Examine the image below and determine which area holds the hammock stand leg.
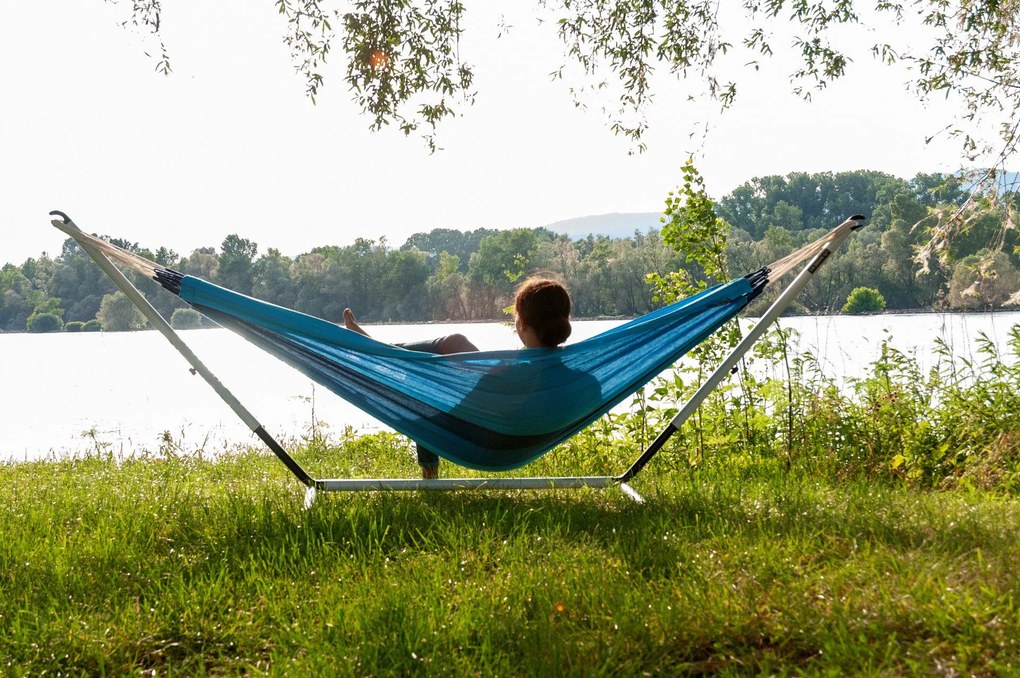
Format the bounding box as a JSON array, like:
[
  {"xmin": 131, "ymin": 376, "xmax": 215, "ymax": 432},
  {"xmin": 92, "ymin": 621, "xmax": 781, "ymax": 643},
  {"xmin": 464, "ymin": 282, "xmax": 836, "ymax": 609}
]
[
  {"xmin": 616, "ymin": 215, "xmax": 864, "ymax": 485},
  {"xmin": 54, "ymin": 214, "xmax": 317, "ymax": 489}
]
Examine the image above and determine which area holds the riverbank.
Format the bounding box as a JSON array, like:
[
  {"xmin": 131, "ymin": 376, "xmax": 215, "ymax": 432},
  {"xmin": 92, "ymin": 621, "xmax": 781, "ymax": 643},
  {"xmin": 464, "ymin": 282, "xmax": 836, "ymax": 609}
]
[{"xmin": 2, "ymin": 441, "xmax": 1018, "ymax": 674}]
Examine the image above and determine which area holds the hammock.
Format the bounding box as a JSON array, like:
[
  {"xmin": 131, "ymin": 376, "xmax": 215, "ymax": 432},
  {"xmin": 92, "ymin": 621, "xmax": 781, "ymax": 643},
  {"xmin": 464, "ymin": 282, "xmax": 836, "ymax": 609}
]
[
  {"xmin": 156, "ymin": 267, "xmax": 766, "ymax": 471},
  {"xmin": 50, "ymin": 211, "xmax": 863, "ymax": 500}
]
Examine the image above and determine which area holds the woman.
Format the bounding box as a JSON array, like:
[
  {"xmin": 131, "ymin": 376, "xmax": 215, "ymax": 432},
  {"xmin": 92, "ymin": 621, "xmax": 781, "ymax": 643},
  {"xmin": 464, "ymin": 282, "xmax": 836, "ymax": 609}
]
[{"xmin": 342, "ymin": 276, "xmax": 575, "ymax": 477}]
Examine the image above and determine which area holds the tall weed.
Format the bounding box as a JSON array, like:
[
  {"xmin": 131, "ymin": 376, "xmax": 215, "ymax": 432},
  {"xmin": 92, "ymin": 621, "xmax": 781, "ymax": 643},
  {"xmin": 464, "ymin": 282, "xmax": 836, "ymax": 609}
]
[{"xmin": 614, "ymin": 322, "xmax": 1020, "ymax": 493}]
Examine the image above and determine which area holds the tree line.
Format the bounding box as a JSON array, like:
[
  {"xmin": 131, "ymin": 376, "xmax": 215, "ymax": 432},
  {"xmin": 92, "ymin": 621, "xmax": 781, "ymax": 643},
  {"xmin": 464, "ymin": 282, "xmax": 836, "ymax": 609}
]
[{"xmin": 3, "ymin": 169, "xmax": 1018, "ymax": 333}]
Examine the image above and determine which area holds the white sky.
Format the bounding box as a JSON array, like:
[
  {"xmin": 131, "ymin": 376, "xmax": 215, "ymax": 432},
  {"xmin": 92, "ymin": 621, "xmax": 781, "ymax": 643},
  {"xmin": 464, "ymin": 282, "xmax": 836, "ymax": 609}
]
[{"xmin": 0, "ymin": 1, "xmax": 984, "ymax": 265}]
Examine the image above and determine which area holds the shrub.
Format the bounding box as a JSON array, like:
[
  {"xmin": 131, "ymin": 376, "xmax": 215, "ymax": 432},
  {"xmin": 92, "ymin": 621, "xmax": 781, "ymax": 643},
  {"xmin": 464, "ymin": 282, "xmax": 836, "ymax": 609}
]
[
  {"xmin": 170, "ymin": 308, "xmax": 203, "ymax": 330},
  {"xmin": 26, "ymin": 312, "xmax": 64, "ymax": 333},
  {"xmin": 64, "ymin": 321, "xmax": 85, "ymax": 332},
  {"xmin": 842, "ymin": 287, "xmax": 886, "ymax": 314},
  {"xmin": 82, "ymin": 320, "xmax": 102, "ymax": 332}
]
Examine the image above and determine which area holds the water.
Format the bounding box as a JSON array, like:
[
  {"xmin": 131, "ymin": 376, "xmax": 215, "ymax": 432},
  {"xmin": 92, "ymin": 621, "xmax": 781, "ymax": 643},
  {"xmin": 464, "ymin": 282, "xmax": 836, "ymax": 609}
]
[{"xmin": 2, "ymin": 312, "xmax": 1018, "ymax": 461}]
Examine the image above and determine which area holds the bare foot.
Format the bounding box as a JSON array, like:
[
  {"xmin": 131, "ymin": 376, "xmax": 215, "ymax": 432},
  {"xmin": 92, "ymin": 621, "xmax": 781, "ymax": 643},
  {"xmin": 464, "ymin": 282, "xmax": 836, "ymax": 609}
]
[{"xmin": 343, "ymin": 308, "xmax": 369, "ymax": 337}]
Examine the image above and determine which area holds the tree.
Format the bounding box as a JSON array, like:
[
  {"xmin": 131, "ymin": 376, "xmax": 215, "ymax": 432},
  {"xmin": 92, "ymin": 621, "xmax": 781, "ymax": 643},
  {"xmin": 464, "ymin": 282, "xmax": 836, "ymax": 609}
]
[
  {"xmin": 380, "ymin": 249, "xmax": 430, "ymax": 320},
  {"xmin": 170, "ymin": 308, "xmax": 203, "ymax": 329},
  {"xmin": 402, "ymin": 228, "xmax": 499, "ymax": 271},
  {"xmin": 947, "ymin": 251, "xmax": 1020, "ymax": 309},
  {"xmin": 290, "ymin": 252, "xmax": 335, "ymax": 320},
  {"xmin": 717, "ymin": 171, "xmax": 914, "ymax": 238},
  {"xmin": 309, "ymin": 238, "xmax": 392, "ymax": 322},
  {"xmin": 0, "ymin": 264, "xmax": 34, "ymax": 331},
  {"xmin": 467, "ymin": 229, "xmax": 541, "ymax": 317},
  {"xmin": 842, "ymin": 287, "xmax": 887, "ymax": 315},
  {"xmin": 97, "ymin": 292, "xmax": 147, "ymax": 331},
  {"xmin": 51, "ymin": 238, "xmax": 115, "ymax": 322},
  {"xmin": 179, "ymin": 248, "xmax": 219, "ymax": 282},
  {"xmin": 113, "ymin": 2, "xmax": 1020, "ymax": 160},
  {"xmin": 219, "ymin": 234, "xmax": 259, "ymax": 295},
  {"xmin": 252, "ymin": 248, "xmax": 297, "ymax": 309},
  {"xmin": 426, "ymin": 252, "xmax": 468, "ymax": 320},
  {"xmin": 571, "ymin": 235, "xmax": 615, "ymax": 317}
]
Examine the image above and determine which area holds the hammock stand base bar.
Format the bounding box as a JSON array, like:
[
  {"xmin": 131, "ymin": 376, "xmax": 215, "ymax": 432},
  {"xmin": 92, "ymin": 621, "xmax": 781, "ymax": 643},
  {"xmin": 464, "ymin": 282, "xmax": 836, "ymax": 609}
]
[
  {"xmin": 316, "ymin": 476, "xmax": 623, "ymax": 491},
  {"xmin": 50, "ymin": 212, "xmax": 863, "ymax": 504},
  {"xmin": 305, "ymin": 478, "xmax": 644, "ymax": 507}
]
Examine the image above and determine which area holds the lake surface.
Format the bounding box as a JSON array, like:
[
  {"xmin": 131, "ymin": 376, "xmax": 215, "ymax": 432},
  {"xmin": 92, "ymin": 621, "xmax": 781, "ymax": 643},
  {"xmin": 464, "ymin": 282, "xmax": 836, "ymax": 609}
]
[{"xmin": 2, "ymin": 312, "xmax": 1019, "ymax": 461}]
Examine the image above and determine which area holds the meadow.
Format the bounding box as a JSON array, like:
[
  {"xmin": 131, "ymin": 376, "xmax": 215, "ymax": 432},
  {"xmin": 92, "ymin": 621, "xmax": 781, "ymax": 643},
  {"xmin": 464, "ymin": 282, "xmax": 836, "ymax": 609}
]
[{"xmin": 2, "ymin": 324, "xmax": 1019, "ymax": 675}]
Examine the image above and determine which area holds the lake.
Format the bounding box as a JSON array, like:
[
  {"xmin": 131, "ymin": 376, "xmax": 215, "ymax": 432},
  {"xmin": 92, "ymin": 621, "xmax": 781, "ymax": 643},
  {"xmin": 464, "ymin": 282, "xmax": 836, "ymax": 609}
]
[{"xmin": 2, "ymin": 312, "xmax": 1019, "ymax": 461}]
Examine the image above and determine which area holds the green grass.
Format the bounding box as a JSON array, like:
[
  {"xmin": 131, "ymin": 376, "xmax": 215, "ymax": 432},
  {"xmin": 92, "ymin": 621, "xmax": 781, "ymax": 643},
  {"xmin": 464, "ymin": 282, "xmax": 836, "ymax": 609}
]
[{"xmin": 2, "ymin": 440, "xmax": 1018, "ymax": 675}]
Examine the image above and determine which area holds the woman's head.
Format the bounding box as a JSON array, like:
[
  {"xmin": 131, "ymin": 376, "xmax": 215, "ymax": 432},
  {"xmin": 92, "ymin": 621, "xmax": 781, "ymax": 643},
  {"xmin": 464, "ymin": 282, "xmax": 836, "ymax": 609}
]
[{"xmin": 514, "ymin": 277, "xmax": 572, "ymax": 348}]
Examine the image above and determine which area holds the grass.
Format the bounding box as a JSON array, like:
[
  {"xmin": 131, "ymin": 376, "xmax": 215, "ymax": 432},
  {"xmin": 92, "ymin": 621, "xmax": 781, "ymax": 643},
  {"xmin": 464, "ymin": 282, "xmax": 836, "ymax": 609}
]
[{"xmin": 2, "ymin": 438, "xmax": 1019, "ymax": 675}]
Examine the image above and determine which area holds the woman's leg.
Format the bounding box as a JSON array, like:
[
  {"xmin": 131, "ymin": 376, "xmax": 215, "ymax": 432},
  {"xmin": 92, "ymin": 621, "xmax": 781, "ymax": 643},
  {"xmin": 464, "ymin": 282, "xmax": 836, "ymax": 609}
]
[
  {"xmin": 343, "ymin": 309, "xmax": 477, "ymax": 478},
  {"xmin": 402, "ymin": 333, "xmax": 478, "ymax": 478}
]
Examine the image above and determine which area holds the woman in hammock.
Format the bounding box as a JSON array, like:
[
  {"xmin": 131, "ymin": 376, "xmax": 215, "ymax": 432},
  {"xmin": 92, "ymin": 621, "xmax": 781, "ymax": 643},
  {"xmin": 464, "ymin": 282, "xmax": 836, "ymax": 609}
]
[{"xmin": 343, "ymin": 276, "xmax": 576, "ymax": 478}]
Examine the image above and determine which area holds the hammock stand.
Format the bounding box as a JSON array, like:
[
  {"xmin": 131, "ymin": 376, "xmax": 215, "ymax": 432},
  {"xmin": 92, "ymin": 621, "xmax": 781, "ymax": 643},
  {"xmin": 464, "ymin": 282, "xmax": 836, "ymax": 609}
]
[{"xmin": 50, "ymin": 211, "xmax": 863, "ymax": 504}]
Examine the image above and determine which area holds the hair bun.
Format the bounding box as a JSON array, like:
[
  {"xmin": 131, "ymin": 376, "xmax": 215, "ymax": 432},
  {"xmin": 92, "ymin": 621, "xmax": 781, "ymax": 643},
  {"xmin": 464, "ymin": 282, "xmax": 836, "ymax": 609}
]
[{"xmin": 538, "ymin": 316, "xmax": 572, "ymax": 347}]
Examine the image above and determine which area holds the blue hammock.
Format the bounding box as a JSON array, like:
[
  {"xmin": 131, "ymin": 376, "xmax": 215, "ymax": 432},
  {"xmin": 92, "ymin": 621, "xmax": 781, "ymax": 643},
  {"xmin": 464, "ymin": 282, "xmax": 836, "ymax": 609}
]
[{"xmin": 156, "ymin": 269, "xmax": 766, "ymax": 471}]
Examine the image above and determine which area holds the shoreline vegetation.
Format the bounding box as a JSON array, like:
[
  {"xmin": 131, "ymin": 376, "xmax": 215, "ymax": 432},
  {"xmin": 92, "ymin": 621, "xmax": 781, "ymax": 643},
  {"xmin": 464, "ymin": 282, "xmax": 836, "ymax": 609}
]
[
  {"xmin": 6, "ymin": 170, "xmax": 1020, "ymax": 334},
  {"xmin": 3, "ymin": 321, "xmax": 1019, "ymax": 672}
]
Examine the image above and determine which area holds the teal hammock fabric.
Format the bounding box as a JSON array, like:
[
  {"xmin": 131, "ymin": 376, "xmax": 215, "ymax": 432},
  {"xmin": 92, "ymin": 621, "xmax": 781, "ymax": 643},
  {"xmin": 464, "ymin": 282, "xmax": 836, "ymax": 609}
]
[{"xmin": 164, "ymin": 271, "xmax": 765, "ymax": 471}]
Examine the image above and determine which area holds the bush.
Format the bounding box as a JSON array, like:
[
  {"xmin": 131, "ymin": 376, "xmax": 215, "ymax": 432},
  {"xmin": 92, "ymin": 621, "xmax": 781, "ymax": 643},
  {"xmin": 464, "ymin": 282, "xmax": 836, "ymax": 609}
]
[
  {"xmin": 64, "ymin": 321, "xmax": 85, "ymax": 332},
  {"xmin": 26, "ymin": 312, "xmax": 64, "ymax": 333},
  {"xmin": 170, "ymin": 308, "xmax": 203, "ymax": 330},
  {"xmin": 842, "ymin": 287, "xmax": 887, "ymax": 314},
  {"xmin": 82, "ymin": 320, "xmax": 102, "ymax": 332}
]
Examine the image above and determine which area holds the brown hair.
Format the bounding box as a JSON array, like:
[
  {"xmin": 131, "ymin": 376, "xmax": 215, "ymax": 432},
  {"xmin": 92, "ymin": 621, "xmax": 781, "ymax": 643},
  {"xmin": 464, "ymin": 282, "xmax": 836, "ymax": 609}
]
[{"xmin": 514, "ymin": 277, "xmax": 572, "ymax": 348}]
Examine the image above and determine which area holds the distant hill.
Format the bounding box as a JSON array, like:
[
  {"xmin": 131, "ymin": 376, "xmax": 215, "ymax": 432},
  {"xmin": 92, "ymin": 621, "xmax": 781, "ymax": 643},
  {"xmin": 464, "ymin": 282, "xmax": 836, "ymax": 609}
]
[{"xmin": 540, "ymin": 212, "xmax": 663, "ymax": 239}]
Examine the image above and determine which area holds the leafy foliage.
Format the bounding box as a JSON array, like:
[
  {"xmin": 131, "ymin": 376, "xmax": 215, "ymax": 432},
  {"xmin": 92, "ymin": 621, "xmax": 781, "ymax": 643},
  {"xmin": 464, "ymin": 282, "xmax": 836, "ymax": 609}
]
[
  {"xmin": 110, "ymin": 1, "xmax": 1020, "ymax": 161},
  {"xmin": 25, "ymin": 297, "xmax": 65, "ymax": 333},
  {"xmin": 948, "ymin": 249, "xmax": 1020, "ymax": 309},
  {"xmin": 610, "ymin": 321, "xmax": 1020, "ymax": 493},
  {"xmin": 97, "ymin": 291, "xmax": 148, "ymax": 332},
  {"xmin": 26, "ymin": 312, "xmax": 63, "ymax": 333},
  {"xmin": 842, "ymin": 286, "xmax": 886, "ymax": 314},
  {"xmin": 218, "ymin": 235, "xmax": 258, "ymax": 296},
  {"xmin": 170, "ymin": 307, "xmax": 203, "ymax": 329},
  {"xmin": 648, "ymin": 158, "xmax": 730, "ymax": 305},
  {"xmin": 7, "ymin": 169, "xmax": 1018, "ymax": 333}
]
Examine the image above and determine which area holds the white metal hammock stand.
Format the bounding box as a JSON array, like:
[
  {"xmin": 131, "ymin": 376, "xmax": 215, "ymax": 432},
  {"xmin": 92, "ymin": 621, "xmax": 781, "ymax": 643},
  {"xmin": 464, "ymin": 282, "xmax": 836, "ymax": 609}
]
[{"xmin": 50, "ymin": 211, "xmax": 863, "ymax": 505}]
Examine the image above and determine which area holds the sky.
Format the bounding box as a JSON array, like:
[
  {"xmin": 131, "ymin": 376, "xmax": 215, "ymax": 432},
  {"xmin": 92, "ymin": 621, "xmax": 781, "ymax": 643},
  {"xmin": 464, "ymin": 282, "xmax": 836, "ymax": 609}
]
[{"xmin": 0, "ymin": 1, "xmax": 987, "ymax": 265}]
